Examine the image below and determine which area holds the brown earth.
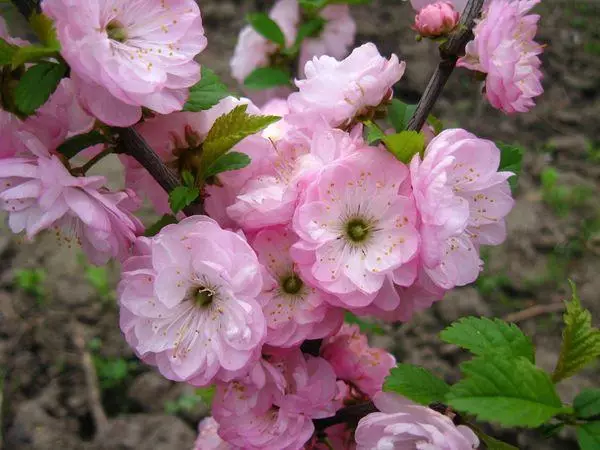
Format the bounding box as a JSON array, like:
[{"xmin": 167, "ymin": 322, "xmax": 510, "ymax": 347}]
[{"xmin": 1, "ymin": 0, "xmax": 599, "ymax": 448}]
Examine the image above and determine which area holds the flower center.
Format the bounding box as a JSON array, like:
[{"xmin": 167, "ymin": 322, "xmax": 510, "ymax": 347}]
[
  {"xmin": 282, "ymin": 274, "xmax": 303, "ymax": 295},
  {"xmin": 191, "ymin": 286, "xmax": 215, "ymax": 308},
  {"xmin": 345, "ymin": 218, "xmax": 371, "ymax": 243},
  {"xmin": 106, "ymin": 20, "xmax": 127, "ymax": 43}
]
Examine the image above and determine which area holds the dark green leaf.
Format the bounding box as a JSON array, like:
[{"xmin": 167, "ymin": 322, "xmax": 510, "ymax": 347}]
[
  {"xmin": 183, "ymin": 67, "xmax": 231, "ymax": 112},
  {"xmin": 388, "ymin": 99, "xmax": 416, "ymax": 132},
  {"xmin": 244, "ymin": 67, "xmax": 291, "ymax": 90},
  {"xmin": 497, "ymin": 143, "xmax": 524, "ymax": 190},
  {"xmin": 299, "ymin": 0, "xmax": 328, "ymax": 12},
  {"xmin": 29, "ymin": 13, "xmax": 60, "ymax": 48},
  {"xmin": 144, "ymin": 215, "xmax": 178, "ymax": 237},
  {"xmin": 329, "ymin": 0, "xmax": 372, "ymax": 3},
  {"xmin": 344, "ymin": 312, "xmax": 385, "ymax": 335},
  {"xmin": 538, "ymin": 423, "xmax": 565, "ymax": 438},
  {"xmin": 383, "ymin": 364, "xmax": 450, "ymax": 405},
  {"xmin": 247, "ymin": 13, "xmax": 286, "ymax": 47},
  {"xmin": 169, "ymin": 186, "xmax": 200, "ymax": 214},
  {"xmin": 575, "ymin": 389, "xmax": 600, "ymax": 419},
  {"xmin": 14, "ymin": 61, "xmax": 66, "ymax": 115},
  {"xmin": 202, "ymin": 151, "xmax": 251, "ymax": 179},
  {"xmin": 440, "ymin": 317, "xmax": 535, "ymax": 362},
  {"xmin": 447, "ymin": 355, "xmax": 563, "ymax": 428},
  {"xmin": 472, "ymin": 428, "xmax": 519, "ymax": 450},
  {"xmin": 0, "ymin": 38, "xmax": 17, "ymax": 66},
  {"xmin": 577, "ymin": 422, "xmax": 600, "ymax": 450},
  {"xmin": 382, "ymin": 130, "xmax": 425, "ymax": 163},
  {"xmin": 56, "ymin": 130, "xmax": 110, "ymax": 159}
]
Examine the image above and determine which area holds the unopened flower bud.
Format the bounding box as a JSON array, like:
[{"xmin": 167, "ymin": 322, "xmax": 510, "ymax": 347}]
[{"xmin": 413, "ymin": 1, "xmax": 460, "ymax": 38}]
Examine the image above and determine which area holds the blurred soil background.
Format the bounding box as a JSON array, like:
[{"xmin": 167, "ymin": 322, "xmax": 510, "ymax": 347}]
[{"xmin": 1, "ymin": 0, "xmax": 599, "ymax": 448}]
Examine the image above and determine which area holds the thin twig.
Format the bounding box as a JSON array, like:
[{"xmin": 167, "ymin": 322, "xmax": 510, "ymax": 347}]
[
  {"xmin": 502, "ymin": 303, "xmax": 565, "ymax": 324},
  {"xmin": 74, "ymin": 147, "xmax": 113, "ymax": 175},
  {"xmin": 313, "ymin": 401, "xmax": 377, "ymax": 431},
  {"xmin": 407, "ymin": 0, "xmax": 485, "ymax": 131}
]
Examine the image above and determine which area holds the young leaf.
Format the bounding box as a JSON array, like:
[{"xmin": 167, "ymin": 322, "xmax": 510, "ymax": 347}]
[
  {"xmin": 388, "ymin": 99, "xmax": 417, "ymax": 132},
  {"xmin": 183, "ymin": 67, "xmax": 231, "ymax": 112},
  {"xmin": 440, "ymin": 317, "xmax": 535, "ymax": 362},
  {"xmin": 244, "ymin": 67, "xmax": 291, "ymax": 90},
  {"xmin": 202, "ymin": 152, "xmax": 251, "ymax": 179},
  {"xmin": 447, "ymin": 355, "xmax": 563, "ymax": 427},
  {"xmin": 552, "ymin": 282, "xmax": 600, "ymax": 383},
  {"xmin": 56, "ymin": 130, "xmax": 110, "ymax": 159},
  {"xmin": 497, "ymin": 143, "xmax": 524, "ymax": 190},
  {"xmin": 11, "ymin": 44, "xmax": 60, "ymax": 68},
  {"xmin": 247, "ymin": 13, "xmax": 286, "ymax": 47},
  {"xmin": 181, "ymin": 170, "xmax": 195, "ymax": 187},
  {"xmin": 383, "ymin": 364, "xmax": 450, "ymax": 405},
  {"xmin": 577, "ymin": 422, "xmax": 600, "ymax": 450},
  {"xmin": 574, "ymin": 389, "xmax": 600, "ymax": 419},
  {"xmin": 169, "ymin": 186, "xmax": 200, "ymax": 214},
  {"xmin": 344, "ymin": 312, "xmax": 385, "ymax": 336},
  {"xmin": 363, "ymin": 120, "xmax": 385, "ymax": 144},
  {"xmin": 0, "ymin": 38, "xmax": 17, "ymax": 66},
  {"xmin": 144, "ymin": 215, "xmax": 178, "ymax": 237},
  {"xmin": 382, "ymin": 131, "xmax": 425, "ymax": 163},
  {"xmin": 29, "ymin": 13, "xmax": 60, "ymax": 48},
  {"xmin": 14, "ymin": 61, "xmax": 67, "ymax": 115}
]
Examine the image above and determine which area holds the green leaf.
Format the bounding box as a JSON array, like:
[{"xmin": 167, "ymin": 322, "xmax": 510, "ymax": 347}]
[
  {"xmin": 388, "ymin": 99, "xmax": 417, "ymax": 132},
  {"xmin": 497, "ymin": 143, "xmax": 524, "ymax": 190},
  {"xmin": 344, "ymin": 312, "xmax": 385, "ymax": 336},
  {"xmin": 552, "ymin": 282, "xmax": 600, "ymax": 383},
  {"xmin": 0, "ymin": 38, "xmax": 17, "ymax": 66},
  {"xmin": 575, "ymin": 389, "xmax": 600, "ymax": 419},
  {"xmin": 447, "ymin": 355, "xmax": 563, "ymax": 428},
  {"xmin": 299, "ymin": 0, "xmax": 328, "ymax": 12},
  {"xmin": 363, "ymin": 120, "xmax": 385, "ymax": 144},
  {"xmin": 284, "ymin": 17, "xmax": 326, "ymax": 55},
  {"xmin": 56, "ymin": 130, "xmax": 110, "ymax": 159},
  {"xmin": 577, "ymin": 422, "xmax": 600, "ymax": 450},
  {"xmin": 29, "ymin": 13, "xmax": 60, "ymax": 48},
  {"xmin": 471, "ymin": 428, "xmax": 518, "ymax": 450},
  {"xmin": 183, "ymin": 67, "xmax": 231, "ymax": 112},
  {"xmin": 201, "ymin": 104, "xmax": 279, "ymax": 171},
  {"xmin": 195, "ymin": 385, "xmax": 216, "ymax": 405},
  {"xmin": 14, "ymin": 61, "xmax": 66, "ymax": 115},
  {"xmin": 382, "ymin": 130, "xmax": 425, "ymax": 163},
  {"xmin": 11, "ymin": 44, "xmax": 60, "ymax": 68},
  {"xmin": 440, "ymin": 317, "xmax": 535, "ymax": 362},
  {"xmin": 244, "ymin": 67, "xmax": 291, "ymax": 90},
  {"xmin": 169, "ymin": 186, "xmax": 200, "ymax": 214},
  {"xmin": 247, "ymin": 13, "xmax": 286, "ymax": 47},
  {"xmin": 383, "ymin": 364, "xmax": 450, "ymax": 405},
  {"xmin": 329, "ymin": 0, "xmax": 372, "ymax": 3},
  {"xmin": 202, "ymin": 151, "xmax": 251, "ymax": 179},
  {"xmin": 144, "ymin": 215, "xmax": 178, "ymax": 237},
  {"xmin": 428, "ymin": 114, "xmax": 444, "ymax": 134},
  {"xmin": 181, "ymin": 170, "xmax": 195, "ymax": 187}
]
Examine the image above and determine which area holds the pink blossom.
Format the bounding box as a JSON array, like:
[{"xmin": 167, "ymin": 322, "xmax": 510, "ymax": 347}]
[
  {"xmin": 0, "ymin": 133, "xmax": 142, "ymax": 265},
  {"xmin": 261, "ymin": 98, "xmax": 291, "ymax": 141},
  {"xmin": 288, "ymin": 43, "xmax": 405, "ymax": 128},
  {"xmin": 413, "ymin": 2, "xmax": 459, "ymax": 38},
  {"xmin": 457, "ymin": 0, "xmax": 543, "ymax": 114},
  {"xmin": 42, "ymin": 0, "xmax": 207, "ymax": 126},
  {"xmin": 253, "ymin": 227, "xmax": 343, "ymax": 348},
  {"xmin": 292, "ymin": 146, "xmax": 419, "ymax": 308},
  {"xmin": 321, "ymin": 324, "xmax": 395, "ymax": 396},
  {"xmin": 118, "ymin": 216, "xmax": 266, "ymax": 386},
  {"xmin": 194, "ymin": 417, "xmax": 233, "ymax": 450},
  {"xmin": 355, "ymin": 392, "xmax": 479, "ymax": 450},
  {"xmin": 410, "ymin": 129, "xmax": 514, "ymax": 289}
]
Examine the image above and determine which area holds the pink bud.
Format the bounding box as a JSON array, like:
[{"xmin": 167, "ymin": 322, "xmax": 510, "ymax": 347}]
[{"xmin": 413, "ymin": 1, "xmax": 460, "ymax": 38}]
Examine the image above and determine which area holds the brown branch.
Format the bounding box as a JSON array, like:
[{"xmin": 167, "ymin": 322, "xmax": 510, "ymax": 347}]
[
  {"xmin": 314, "ymin": 401, "xmax": 377, "ymax": 431},
  {"xmin": 502, "ymin": 302, "xmax": 565, "ymax": 324},
  {"xmin": 407, "ymin": 0, "xmax": 485, "ymax": 131}
]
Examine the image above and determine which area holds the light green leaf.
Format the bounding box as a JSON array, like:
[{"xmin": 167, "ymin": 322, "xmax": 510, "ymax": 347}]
[
  {"xmin": 577, "ymin": 422, "xmax": 600, "ymax": 450},
  {"xmin": 388, "ymin": 99, "xmax": 416, "ymax": 132},
  {"xmin": 382, "ymin": 130, "xmax": 425, "ymax": 163},
  {"xmin": 11, "ymin": 44, "xmax": 60, "ymax": 68},
  {"xmin": 56, "ymin": 130, "xmax": 110, "ymax": 159},
  {"xmin": 196, "ymin": 385, "xmax": 216, "ymax": 405},
  {"xmin": 575, "ymin": 389, "xmax": 600, "ymax": 419},
  {"xmin": 29, "ymin": 13, "xmax": 60, "ymax": 48},
  {"xmin": 247, "ymin": 13, "xmax": 286, "ymax": 47},
  {"xmin": 344, "ymin": 312, "xmax": 385, "ymax": 336},
  {"xmin": 299, "ymin": 0, "xmax": 328, "ymax": 12},
  {"xmin": 0, "ymin": 38, "xmax": 17, "ymax": 66},
  {"xmin": 497, "ymin": 143, "xmax": 524, "ymax": 190},
  {"xmin": 552, "ymin": 282, "xmax": 600, "ymax": 383},
  {"xmin": 383, "ymin": 364, "xmax": 450, "ymax": 405},
  {"xmin": 169, "ymin": 186, "xmax": 200, "ymax": 214},
  {"xmin": 183, "ymin": 67, "xmax": 231, "ymax": 112},
  {"xmin": 440, "ymin": 317, "xmax": 535, "ymax": 362},
  {"xmin": 144, "ymin": 215, "xmax": 178, "ymax": 237},
  {"xmin": 203, "ymin": 152, "xmax": 251, "ymax": 179},
  {"xmin": 447, "ymin": 355, "xmax": 563, "ymax": 428},
  {"xmin": 363, "ymin": 120, "xmax": 385, "ymax": 144},
  {"xmin": 181, "ymin": 170, "xmax": 195, "ymax": 187},
  {"xmin": 244, "ymin": 67, "xmax": 291, "ymax": 90},
  {"xmin": 428, "ymin": 114, "xmax": 444, "ymax": 134},
  {"xmin": 14, "ymin": 61, "xmax": 67, "ymax": 115}
]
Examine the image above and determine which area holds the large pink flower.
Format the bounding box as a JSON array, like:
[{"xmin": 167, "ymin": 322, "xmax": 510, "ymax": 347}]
[
  {"xmin": 118, "ymin": 216, "xmax": 265, "ymax": 386},
  {"xmin": 42, "ymin": 0, "xmax": 207, "ymax": 126},
  {"xmin": 293, "ymin": 146, "xmax": 419, "ymax": 308},
  {"xmin": 457, "ymin": 0, "xmax": 543, "ymax": 114},
  {"xmin": 410, "ymin": 129, "xmax": 514, "ymax": 289},
  {"xmin": 355, "ymin": 392, "xmax": 479, "ymax": 450},
  {"xmin": 0, "ymin": 133, "xmax": 142, "ymax": 265},
  {"xmin": 288, "ymin": 43, "xmax": 405, "ymax": 128},
  {"xmin": 321, "ymin": 324, "xmax": 396, "ymax": 396}
]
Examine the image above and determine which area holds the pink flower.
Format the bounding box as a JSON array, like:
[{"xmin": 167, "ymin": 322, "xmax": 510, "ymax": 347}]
[
  {"xmin": 457, "ymin": 0, "xmax": 543, "ymax": 114},
  {"xmin": 292, "ymin": 146, "xmax": 419, "ymax": 308},
  {"xmin": 355, "ymin": 392, "xmax": 479, "ymax": 450},
  {"xmin": 194, "ymin": 417, "xmax": 233, "ymax": 450},
  {"xmin": 288, "ymin": 43, "xmax": 405, "ymax": 128},
  {"xmin": 253, "ymin": 227, "xmax": 343, "ymax": 348},
  {"xmin": 261, "ymin": 98, "xmax": 291, "ymax": 141},
  {"xmin": 413, "ymin": 2, "xmax": 459, "ymax": 38},
  {"xmin": 0, "ymin": 133, "xmax": 142, "ymax": 265},
  {"xmin": 42, "ymin": 0, "xmax": 207, "ymax": 126},
  {"xmin": 410, "ymin": 129, "xmax": 514, "ymax": 289},
  {"xmin": 305, "ymin": 424, "xmax": 356, "ymax": 450},
  {"xmin": 321, "ymin": 324, "xmax": 396, "ymax": 396},
  {"xmin": 118, "ymin": 216, "xmax": 266, "ymax": 386}
]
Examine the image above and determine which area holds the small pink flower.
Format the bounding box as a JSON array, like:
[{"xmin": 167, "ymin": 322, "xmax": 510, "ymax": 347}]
[
  {"xmin": 411, "ymin": 0, "xmax": 468, "ymax": 13},
  {"xmin": 288, "ymin": 43, "xmax": 405, "ymax": 129},
  {"xmin": 42, "ymin": 0, "xmax": 207, "ymax": 126},
  {"xmin": 355, "ymin": 392, "xmax": 480, "ymax": 450},
  {"xmin": 413, "ymin": 2, "xmax": 459, "ymax": 38},
  {"xmin": 321, "ymin": 324, "xmax": 396, "ymax": 396},
  {"xmin": 194, "ymin": 417, "xmax": 233, "ymax": 450},
  {"xmin": 457, "ymin": 0, "xmax": 543, "ymax": 114},
  {"xmin": 118, "ymin": 216, "xmax": 265, "ymax": 386}
]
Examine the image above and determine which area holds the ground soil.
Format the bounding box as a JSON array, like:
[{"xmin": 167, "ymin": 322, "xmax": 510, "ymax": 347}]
[{"xmin": 1, "ymin": 0, "xmax": 599, "ymax": 448}]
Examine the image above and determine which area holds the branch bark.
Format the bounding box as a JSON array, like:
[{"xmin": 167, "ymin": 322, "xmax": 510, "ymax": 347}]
[{"xmin": 407, "ymin": 0, "xmax": 485, "ymax": 131}]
